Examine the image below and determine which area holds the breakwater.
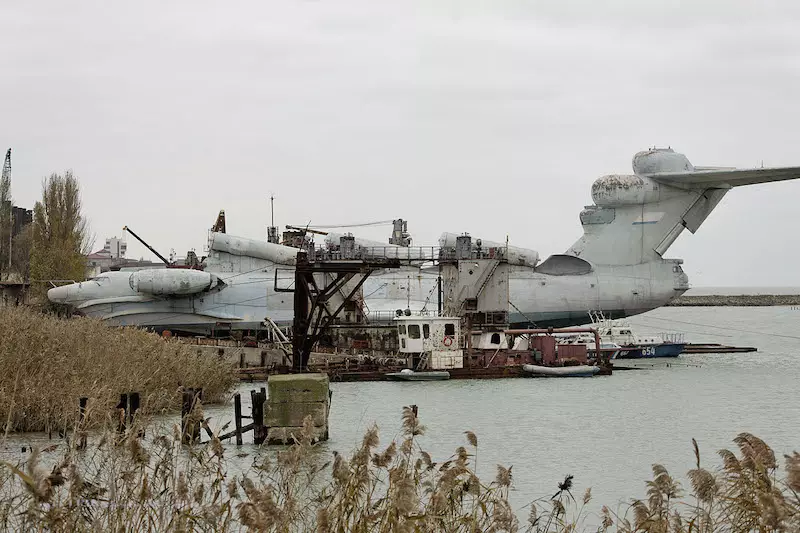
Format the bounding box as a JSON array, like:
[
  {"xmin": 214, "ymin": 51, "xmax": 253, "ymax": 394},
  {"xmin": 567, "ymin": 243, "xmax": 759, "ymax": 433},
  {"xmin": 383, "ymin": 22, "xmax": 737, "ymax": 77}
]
[{"xmin": 666, "ymin": 294, "xmax": 800, "ymax": 306}]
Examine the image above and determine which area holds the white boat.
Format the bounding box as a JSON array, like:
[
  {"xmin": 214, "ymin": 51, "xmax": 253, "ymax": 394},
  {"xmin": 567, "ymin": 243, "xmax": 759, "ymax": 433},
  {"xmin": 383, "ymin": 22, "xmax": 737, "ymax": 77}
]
[
  {"xmin": 385, "ymin": 369, "xmax": 451, "ymax": 381},
  {"xmin": 586, "ymin": 312, "xmax": 685, "ymax": 359},
  {"xmin": 522, "ymin": 364, "xmax": 600, "ymax": 377}
]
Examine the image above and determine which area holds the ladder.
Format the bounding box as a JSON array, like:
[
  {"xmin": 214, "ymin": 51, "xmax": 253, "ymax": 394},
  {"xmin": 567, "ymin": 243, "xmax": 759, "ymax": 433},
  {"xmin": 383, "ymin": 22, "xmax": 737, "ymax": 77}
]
[{"xmin": 263, "ymin": 316, "xmax": 292, "ymax": 364}]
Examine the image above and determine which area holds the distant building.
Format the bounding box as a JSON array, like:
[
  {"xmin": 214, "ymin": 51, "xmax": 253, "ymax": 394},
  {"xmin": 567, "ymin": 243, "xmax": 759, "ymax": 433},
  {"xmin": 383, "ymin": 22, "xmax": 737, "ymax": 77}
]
[
  {"xmin": 86, "ymin": 236, "xmax": 160, "ymax": 277},
  {"xmin": 0, "ymin": 202, "xmax": 32, "ymax": 238},
  {"xmin": 11, "ymin": 206, "xmax": 32, "ymax": 237},
  {"xmin": 103, "ymin": 236, "xmax": 127, "ymax": 259}
]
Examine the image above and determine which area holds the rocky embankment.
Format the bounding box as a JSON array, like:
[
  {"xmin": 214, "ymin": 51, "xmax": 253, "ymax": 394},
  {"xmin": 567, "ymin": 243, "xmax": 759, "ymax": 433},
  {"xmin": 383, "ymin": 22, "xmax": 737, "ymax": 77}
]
[{"xmin": 666, "ymin": 294, "xmax": 800, "ymax": 306}]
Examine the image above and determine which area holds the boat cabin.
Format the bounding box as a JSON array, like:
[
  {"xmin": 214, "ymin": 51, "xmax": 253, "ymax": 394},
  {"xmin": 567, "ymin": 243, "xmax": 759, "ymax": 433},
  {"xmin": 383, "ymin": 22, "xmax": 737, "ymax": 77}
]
[
  {"xmin": 596, "ymin": 325, "xmax": 661, "ymax": 346},
  {"xmin": 395, "ymin": 316, "xmax": 463, "ymax": 370}
]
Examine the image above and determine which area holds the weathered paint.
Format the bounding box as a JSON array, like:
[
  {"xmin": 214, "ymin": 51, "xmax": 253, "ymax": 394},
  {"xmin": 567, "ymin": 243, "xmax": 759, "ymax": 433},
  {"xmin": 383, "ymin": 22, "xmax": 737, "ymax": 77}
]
[{"xmin": 130, "ymin": 269, "xmax": 220, "ymax": 296}]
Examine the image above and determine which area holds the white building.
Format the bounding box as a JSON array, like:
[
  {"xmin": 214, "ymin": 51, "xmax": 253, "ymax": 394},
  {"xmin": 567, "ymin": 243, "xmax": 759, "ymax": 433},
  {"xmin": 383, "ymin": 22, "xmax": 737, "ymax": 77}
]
[{"xmin": 103, "ymin": 236, "xmax": 127, "ymax": 259}]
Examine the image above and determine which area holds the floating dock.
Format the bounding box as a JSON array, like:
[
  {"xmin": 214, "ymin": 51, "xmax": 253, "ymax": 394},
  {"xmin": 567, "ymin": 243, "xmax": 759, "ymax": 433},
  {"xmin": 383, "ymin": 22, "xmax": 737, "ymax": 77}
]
[
  {"xmin": 682, "ymin": 343, "xmax": 757, "ymax": 354},
  {"xmin": 236, "ymin": 363, "xmax": 613, "ymax": 382}
]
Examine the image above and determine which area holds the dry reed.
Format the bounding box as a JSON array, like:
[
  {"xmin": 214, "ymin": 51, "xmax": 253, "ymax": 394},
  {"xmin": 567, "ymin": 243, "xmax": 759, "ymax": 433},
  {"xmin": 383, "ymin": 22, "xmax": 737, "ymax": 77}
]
[
  {"xmin": 0, "ymin": 405, "xmax": 797, "ymax": 532},
  {"xmin": 0, "ymin": 306, "xmax": 237, "ymax": 434}
]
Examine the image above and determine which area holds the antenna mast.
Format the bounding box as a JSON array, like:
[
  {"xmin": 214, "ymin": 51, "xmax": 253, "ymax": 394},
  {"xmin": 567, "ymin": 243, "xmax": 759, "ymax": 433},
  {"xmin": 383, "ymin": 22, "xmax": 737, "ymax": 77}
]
[
  {"xmin": 267, "ymin": 194, "xmax": 279, "ymax": 244},
  {"xmin": 2, "ymin": 149, "xmax": 11, "ymax": 273}
]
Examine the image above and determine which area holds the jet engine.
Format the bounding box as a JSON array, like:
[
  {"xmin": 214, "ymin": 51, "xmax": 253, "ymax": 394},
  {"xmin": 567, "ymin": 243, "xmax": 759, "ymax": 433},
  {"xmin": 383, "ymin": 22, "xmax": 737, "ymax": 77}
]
[
  {"xmin": 591, "ymin": 174, "xmax": 659, "ymax": 206},
  {"xmin": 130, "ymin": 269, "xmax": 224, "ymax": 296},
  {"xmin": 631, "ymin": 147, "xmax": 694, "ymax": 175},
  {"xmin": 591, "ymin": 148, "xmax": 698, "ymax": 207}
]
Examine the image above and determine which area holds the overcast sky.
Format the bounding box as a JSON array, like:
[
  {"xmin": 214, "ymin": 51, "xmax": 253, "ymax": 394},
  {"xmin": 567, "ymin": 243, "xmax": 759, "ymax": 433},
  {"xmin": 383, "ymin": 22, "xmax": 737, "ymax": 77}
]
[{"xmin": 2, "ymin": 1, "xmax": 799, "ymax": 286}]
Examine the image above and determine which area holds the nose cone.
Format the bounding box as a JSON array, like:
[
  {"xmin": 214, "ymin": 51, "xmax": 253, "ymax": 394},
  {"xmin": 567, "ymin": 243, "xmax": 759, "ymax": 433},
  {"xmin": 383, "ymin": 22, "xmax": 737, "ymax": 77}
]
[{"xmin": 47, "ymin": 285, "xmax": 71, "ymax": 304}]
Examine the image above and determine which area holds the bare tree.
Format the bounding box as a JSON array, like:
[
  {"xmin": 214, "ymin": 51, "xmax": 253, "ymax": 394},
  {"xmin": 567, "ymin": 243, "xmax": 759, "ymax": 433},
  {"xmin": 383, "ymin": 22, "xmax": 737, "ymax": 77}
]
[{"xmin": 30, "ymin": 171, "xmax": 92, "ymax": 296}]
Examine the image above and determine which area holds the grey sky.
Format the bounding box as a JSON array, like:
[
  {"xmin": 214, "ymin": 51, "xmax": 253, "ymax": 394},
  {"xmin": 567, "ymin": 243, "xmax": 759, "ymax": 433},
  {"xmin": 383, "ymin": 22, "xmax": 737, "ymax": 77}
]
[{"xmin": 2, "ymin": 0, "xmax": 799, "ymax": 286}]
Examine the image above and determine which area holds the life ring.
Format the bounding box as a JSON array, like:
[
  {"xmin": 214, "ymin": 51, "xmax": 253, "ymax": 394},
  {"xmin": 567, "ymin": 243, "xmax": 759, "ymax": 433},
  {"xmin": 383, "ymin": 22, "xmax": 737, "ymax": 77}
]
[{"xmin": 443, "ymin": 336, "xmax": 454, "ymax": 347}]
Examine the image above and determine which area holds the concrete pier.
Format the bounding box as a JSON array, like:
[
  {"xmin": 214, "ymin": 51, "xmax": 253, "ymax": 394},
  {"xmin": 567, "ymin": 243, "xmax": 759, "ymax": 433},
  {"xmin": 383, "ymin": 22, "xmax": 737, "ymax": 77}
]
[{"xmin": 265, "ymin": 373, "xmax": 330, "ymax": 445}]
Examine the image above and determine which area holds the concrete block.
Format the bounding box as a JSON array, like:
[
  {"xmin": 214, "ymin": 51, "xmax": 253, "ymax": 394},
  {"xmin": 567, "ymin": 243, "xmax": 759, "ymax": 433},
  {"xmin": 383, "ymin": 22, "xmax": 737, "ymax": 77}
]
[
  {"xmin": 267, "ymin": 425, "xmax": 328, "ymax": 445},
  {"xmin": 266, "ymin": 401, "xmax": 328, "ymax": 427},
  {"xmin": 268, "ymin": 373, "xmax": 329, "ymax": 403}
]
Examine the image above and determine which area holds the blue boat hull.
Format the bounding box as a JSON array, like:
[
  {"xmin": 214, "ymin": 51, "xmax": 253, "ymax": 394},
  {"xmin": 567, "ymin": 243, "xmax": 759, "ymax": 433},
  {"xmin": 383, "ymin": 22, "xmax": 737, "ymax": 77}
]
[{"xmin": 615, "ymin": 343, "xmax": 685, "ymax": 359}]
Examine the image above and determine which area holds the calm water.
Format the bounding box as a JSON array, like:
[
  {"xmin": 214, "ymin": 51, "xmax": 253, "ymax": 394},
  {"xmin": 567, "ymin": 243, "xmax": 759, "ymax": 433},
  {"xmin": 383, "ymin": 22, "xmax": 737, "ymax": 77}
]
[
  {"xmin": 4, "ymin": 307, "xmax": 799, "ymax": 522},
  {"xmin": 318, "ymin": 307, "xmax": 800, "ymax": 516}
]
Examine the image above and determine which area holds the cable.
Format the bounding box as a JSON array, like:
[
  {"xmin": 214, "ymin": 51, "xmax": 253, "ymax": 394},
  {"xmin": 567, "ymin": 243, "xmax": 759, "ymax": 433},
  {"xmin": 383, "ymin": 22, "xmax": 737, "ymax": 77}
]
[
  {"xmin": 298, "ymin": 220, "xmax": 394, "ymax": 229},
  {"xmin": 638, "ymin": 315, "xmax": 800, "ymax": 341}
]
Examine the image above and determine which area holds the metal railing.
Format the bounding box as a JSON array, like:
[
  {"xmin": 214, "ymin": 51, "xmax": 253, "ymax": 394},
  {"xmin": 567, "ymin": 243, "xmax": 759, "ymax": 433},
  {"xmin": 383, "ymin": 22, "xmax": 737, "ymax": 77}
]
[
  {"xmin": 366, "ymin": 309, "xmax": 443, "ymax": 323},
  {"xmin": 302, "ymin": 245, "xmax": 510, "ymax": 263}
]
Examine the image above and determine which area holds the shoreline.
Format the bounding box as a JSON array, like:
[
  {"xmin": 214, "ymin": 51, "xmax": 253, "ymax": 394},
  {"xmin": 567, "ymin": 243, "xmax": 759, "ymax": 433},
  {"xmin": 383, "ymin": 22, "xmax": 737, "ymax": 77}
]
[{"xmin": 666, "ymin": 294, "xmax": 800, "ymax": 306}]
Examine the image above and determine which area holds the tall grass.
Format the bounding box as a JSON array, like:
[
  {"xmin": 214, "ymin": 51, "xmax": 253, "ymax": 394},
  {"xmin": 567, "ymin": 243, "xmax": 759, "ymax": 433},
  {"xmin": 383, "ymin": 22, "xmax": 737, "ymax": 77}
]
[
  {"xmin": 0, "ymin": 406, "xmax": 797, "ymax": 531},
  {"xmin": 0, "ymin": 306, "xmax": 237, "ymax": 434}
]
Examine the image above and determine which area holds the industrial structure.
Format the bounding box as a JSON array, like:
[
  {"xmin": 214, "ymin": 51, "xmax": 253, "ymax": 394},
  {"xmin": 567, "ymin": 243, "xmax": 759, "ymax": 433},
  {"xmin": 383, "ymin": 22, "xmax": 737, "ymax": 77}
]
[{"xmin": 0, "ymin": 148, "xmax": 33, "ymax": 305}]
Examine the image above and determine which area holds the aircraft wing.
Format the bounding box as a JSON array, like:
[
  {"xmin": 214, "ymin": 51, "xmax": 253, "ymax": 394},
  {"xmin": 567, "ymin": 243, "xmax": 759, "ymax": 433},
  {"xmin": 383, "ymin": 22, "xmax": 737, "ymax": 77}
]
[{"xmin": 647, "ymin": 166, "xmax": 800, "ymax": 189}]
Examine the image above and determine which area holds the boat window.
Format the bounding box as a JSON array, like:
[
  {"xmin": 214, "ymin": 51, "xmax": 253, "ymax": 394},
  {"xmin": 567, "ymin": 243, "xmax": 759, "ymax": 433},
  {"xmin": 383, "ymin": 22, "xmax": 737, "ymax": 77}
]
[
  {"xmin": 408, "ymin": 325, "xmax": 421, "ymax": 339},
  {"xmin": 401, "ymin": 338, "xmax": 406, "ymax": 349},
  {"xmin": 444, "ymin": 323, "xmax": 455, "ymax": 336},
  {"xmin": 621, "ymin": 330, "xmax": 631, "ymax": 335},
  {"xmin": 422, "ymin": 324, "xmax": 430, "ymax": 339},
  {"xmin": 398, "ymin": 325, "xmax": 406, "ymax": 335},
  {"xmin": 490, "ymin": 333, "xmax": 501, "ymax": 344}
]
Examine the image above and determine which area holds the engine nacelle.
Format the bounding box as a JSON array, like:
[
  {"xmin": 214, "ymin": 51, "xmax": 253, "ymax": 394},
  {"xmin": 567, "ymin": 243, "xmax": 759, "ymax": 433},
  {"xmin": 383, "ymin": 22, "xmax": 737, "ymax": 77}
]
[
  {"xmin": 632, "ymin": 147, "xmax": 694, "ymax": 175},
  {"xmin": 130, "ymin": 269, "xmax": 221, "ymax": 296},
  {"xmin": 591, "ymin": 174, "xmax": 666, "ymax": 206}
]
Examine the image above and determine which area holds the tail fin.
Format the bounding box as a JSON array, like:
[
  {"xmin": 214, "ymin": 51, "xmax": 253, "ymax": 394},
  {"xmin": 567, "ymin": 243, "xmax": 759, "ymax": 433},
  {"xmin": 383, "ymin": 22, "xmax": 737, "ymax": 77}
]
[{"xmin": 566, "ymin": 148, "xmax": 800, "ymax": 266}]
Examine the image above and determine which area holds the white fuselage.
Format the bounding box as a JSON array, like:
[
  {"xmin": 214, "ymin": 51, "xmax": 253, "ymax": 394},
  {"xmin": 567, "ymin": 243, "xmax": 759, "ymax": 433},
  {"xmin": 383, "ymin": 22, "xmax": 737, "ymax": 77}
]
[{"xmin": 47, "ymin": 147, "xmax": 799, "ymax": 333}]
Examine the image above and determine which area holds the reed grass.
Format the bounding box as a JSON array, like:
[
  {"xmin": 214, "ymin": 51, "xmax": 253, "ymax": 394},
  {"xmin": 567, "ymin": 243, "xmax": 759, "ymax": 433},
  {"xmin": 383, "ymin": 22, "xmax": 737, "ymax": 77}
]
[
  {"xmin": 0, "ymin": 306, "xmax": 237, "ymax": 434},
  {"xmin": 0, "ymin": 405, "xmax": 797, "ymax": 532}
]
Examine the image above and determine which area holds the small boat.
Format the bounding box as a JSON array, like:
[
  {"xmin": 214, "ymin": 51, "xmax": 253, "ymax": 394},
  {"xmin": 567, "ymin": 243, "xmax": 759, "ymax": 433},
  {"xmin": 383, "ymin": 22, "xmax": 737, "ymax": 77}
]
[
  {"xmin": 522, "ymin": 364, "xmax": 600, "ymax": 377},
  {"xmin": 586, "ymin": 313, "xmax": 685, "ymax": 359},
  {"xmin": 385, "ymin": 369, "xmax": 451, "ymax": 381}
]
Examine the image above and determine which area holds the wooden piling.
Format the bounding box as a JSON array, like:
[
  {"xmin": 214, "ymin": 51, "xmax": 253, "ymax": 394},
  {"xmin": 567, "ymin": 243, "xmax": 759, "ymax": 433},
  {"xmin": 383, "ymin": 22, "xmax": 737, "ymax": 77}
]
[
  {"xmin": 128, "ymin": 392, "xmax": 140, "ymax": 426},
  {"xmin": 78, "ymin": 397, "xmax": 88, "ymax": 450},
  {"xmin": 251, "ymin": 390, "xmax": 267, "ymax": 445},
  {"xmin": 234, "ymin": 393, "xmax": 243, "ymax": 445},
  {"xmin": 239, "ymin": 353, "xmax": 246, "ymax": 368},
  {"xmin": 181, "ymin": 388, "xmax": 202, "ymax": 445},
  {"xmin": 117, "ymin": 393, "xmax": 128, "ymax": 434}
]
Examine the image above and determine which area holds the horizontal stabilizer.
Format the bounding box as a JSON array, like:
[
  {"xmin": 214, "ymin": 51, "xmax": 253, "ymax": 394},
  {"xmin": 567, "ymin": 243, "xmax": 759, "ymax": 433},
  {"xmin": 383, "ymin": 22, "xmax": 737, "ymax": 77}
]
[{"xmin": 647, "ymin": 166, "xmax": 800, "ymax": 189}]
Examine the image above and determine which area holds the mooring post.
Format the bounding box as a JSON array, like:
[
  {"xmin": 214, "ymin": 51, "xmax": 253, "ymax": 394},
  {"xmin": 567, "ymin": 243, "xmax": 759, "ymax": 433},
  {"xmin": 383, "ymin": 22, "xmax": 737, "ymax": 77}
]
[
  {"xmin": 251, "ymin": 389, "xmax": 267, "ymax": 445},
  {"xmin": 128, "ymin": 392, "xmax": 140, "ymax": 424},
  {"xmin": 117, "ymin": 393, "xmax": 128, "ymax": 435},
  {"xmin": 412, "ymin": 404, "xmax": 418, "ymax": 417},
  {"xmin": 239, "ymin": 353, "xmax": 246, "ymax": 368},
  {"xmin": 78, "ymin": 397, "xmax": 88, "ymax": 450},
  {"xmin": 234, "ymin": 393, "xmax": 243, "ymax": 445},
  {"xmin": 128, "ymin": 391, "xmax": 143, "ymax": 437},
  {"xmin": 181, "ymin": 388, "xmax": 202, "ymax": 445}
]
